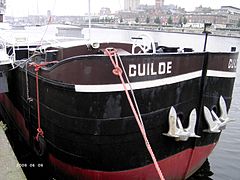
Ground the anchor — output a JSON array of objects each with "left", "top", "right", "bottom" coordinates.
[
  {"left": 175, "top": 117, "right": 191, "bottom": 141},
  {"left": 203, "top": 96, "right": 232, "bottom": 133},
  {"left": 163, "top": 107, "right": 200, "bottom": 141},
  {"left": 203, "top": 106, "right": 221, "bottom": 133},
  {"left": 185, "top": 109, "right": 201, "bottom": 138},
  {"left": 163, "top": 106, "right": 180, "bottom": 138},
  {"left": 219, "top": 96, "right": 233, "bottom": 125}
]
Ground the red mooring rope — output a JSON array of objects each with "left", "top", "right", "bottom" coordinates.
[
  {"left": 104, "top": 48, "right": 165, "bottom": 180},
  {"left": 30, "top": 61, "right": 58, "bottom": 141}
]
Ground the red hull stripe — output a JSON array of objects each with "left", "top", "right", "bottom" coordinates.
[
  {"left": 0, "top": 94, "right": 29, "bottom": 141},
  {"left": 49, "top": 144, "right": 216, "bottom": 180}
]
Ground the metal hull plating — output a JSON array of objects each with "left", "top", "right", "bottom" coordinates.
[{"left": 0, "top": 48, "right": 238, "bottom": 179}]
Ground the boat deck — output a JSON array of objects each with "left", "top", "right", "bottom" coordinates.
[{"left": 0, "top": 121, "right": 26, "bottom": 180}]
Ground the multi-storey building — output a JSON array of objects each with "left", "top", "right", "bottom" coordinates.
[
  {"left": 0, "top": 0, "right": 6, "bottom": 22},
  {"left": 155, "top": 0, "right": 164, "bottom": 10},
  {"left": 99, "top": 7, "right": 111, "bottom": 16},
  {"left": 220, "top": 6, "right": 240, "bottom": 26},
  {"left": 185, "top": 6, "right": 240, "bottom": 27},
  {"left": 124, "top": 0, "right": 140, "bottom": 11},
  {"left": 185, "top": 13, "right": 228, "bottom": 25},
  {"left": 221, "top": 6, "right": 240, "bottom": 14}
]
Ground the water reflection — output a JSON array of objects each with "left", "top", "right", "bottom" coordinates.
[
  {"left": 188, "top": 159, "right": 214, "bottom": 180},
  {"left": 4, "top": 125, "right": 54, "bottom": 180}
]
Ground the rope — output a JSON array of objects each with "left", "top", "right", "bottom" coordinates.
[
  {"left": 29, "top": 61, "right": 58, "bottom": 141},
  {"left": 118, "top": 55, "right": 145, "bottom": 128},
  {"left": 25, "top": 60, "right": 32, "bottom": 102},
  {"left": 104, "top": 48, "right": 165, "bottom": 180}
]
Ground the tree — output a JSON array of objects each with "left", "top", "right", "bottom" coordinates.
[
  {"left": 135, "top": 17, "right": 139, "bottom": 23},
  {"left": 178, "top": 17, "right": 183, "bottom": 27},
  {"left": 154, "top": 17, "right": 161, "bottom": 24},
  {"left": 237, "top": 19, "right": 240, "bottom": 27},
  {"left": 183, "top": 16, "right": 187, "bottom": 24},
  {"left": 167, "top": 16, "right": 173, "bottom": 24},
  {"left": 146, "top": 17, "right": 150, "bottom": 24},
  {"left": 120, "top": 16, "right": 123, "bottom": 23}
]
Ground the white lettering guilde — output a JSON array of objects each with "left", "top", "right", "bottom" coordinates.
[
  {"left": 158, "top": 62, "right": 166, "bottom": 74},
  {"left": 228, "top": 59, "right": 237, "bottom": 69},
  {"left": 138, "top": 64, "right": 146, "bottom": 76},
  {"left": 167, "top": 61, "right": 172, "bottom": 74},
  {"left": 151, "top": 63, "right": 157, "bottom": 75},
  {"left": 129, "top": 61, "right": 172, "bottom": 77},
  {"left": 129, "top": 64, "right": 137, "bottom": 77}
]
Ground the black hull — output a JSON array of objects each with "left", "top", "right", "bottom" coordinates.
[{"left": 0, "top": 49, "right": 238, "bottom": 179}]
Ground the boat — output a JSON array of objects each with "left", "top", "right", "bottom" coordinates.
[{"left": 0, "top": 30, "right": 239, "bottom": 180}]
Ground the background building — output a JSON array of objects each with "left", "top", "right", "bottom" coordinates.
[
  {"left": 0, "top": 0, "right": 6, "bottom": 22},
  {"left": 99, "top": 7, "right": 111, "bottom": 16},
  {"left": 155, "top": 0, "right": 164, "bottom": 10},
  {"left": 124, "top": 0, "right": 140, "bottom": 11}
]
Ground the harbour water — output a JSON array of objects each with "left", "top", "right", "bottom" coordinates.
[
  {"left": 1, "top": 27, "right": 240, "bottom": 179},
  {"left": 209, "top": 55, "right": 240, "bottom": 179}
]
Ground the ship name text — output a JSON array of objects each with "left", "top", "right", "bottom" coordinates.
[
  {"left": 129, "top": 61, "right": 172, "bottom": 77},
  {"left": 228, "top": 59, "right": 237, "bottom": 69}
]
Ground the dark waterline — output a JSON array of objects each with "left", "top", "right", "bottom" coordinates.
[
  {"left": 3, "top": 125, "right": 53, "bottom": 180},
  {"left": 3, "top": 125, "right": 214, "bottom": 180}
]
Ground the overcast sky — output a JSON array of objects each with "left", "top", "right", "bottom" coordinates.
[{"left": 5, "top": 0, "right": 240, "bottom": 17}]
